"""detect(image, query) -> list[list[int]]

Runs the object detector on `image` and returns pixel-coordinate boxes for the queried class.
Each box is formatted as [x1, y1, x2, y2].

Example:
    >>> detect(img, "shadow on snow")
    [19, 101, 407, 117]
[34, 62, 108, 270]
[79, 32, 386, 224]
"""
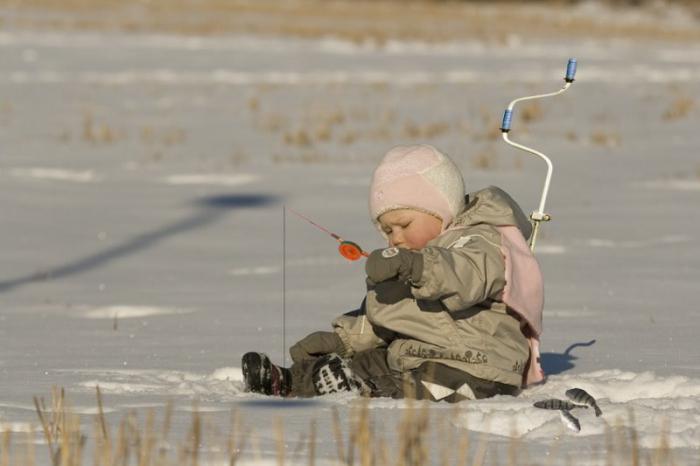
[0, 193, 279, 293]
[540, 339, 597, 376]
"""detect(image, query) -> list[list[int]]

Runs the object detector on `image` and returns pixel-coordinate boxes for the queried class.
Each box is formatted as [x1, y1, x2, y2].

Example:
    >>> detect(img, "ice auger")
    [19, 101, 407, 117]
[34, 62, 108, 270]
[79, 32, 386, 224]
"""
[500, 58, 577, 252]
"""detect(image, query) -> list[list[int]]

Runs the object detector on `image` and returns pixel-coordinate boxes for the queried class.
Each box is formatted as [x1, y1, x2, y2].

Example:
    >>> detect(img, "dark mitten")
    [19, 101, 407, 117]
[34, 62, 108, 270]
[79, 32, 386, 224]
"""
[373, 279, 413, 304]
[365, 247, 423, 285]
[289, 331, 346, 364]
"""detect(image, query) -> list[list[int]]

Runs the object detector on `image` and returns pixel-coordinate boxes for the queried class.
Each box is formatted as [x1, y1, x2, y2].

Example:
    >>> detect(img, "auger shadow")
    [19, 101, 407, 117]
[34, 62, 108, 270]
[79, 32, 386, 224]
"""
[0, 193, 279, 293]
[540, 339, 597, 376]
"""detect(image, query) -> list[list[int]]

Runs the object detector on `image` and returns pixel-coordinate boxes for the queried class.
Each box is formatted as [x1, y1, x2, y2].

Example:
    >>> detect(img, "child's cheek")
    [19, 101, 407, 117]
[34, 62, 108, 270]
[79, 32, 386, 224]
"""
[406, 232, 427, 250]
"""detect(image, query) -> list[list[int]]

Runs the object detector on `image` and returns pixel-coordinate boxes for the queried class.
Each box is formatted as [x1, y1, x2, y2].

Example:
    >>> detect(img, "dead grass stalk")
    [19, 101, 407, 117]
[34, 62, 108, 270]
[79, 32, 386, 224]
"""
[0, 386, 692, 466]
[5, 0, 700, 43]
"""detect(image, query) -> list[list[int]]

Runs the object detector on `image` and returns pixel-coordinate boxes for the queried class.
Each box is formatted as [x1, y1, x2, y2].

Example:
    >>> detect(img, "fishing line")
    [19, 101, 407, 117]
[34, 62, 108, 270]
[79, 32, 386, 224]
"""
[282, 204, 286, 367]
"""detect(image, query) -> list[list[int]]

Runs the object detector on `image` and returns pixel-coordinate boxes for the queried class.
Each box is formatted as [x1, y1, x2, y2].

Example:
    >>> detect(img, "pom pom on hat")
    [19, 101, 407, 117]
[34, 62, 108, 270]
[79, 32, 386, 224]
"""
[369, 144, 466, 230]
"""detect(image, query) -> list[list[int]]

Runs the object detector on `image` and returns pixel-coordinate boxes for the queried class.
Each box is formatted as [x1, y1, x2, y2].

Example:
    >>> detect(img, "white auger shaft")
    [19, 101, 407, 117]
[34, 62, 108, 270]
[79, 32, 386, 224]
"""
[500, 58, 577, 252]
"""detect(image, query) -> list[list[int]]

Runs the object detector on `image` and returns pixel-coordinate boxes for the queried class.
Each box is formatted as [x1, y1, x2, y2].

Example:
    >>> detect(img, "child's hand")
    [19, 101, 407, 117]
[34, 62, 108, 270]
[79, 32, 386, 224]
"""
[365, 247, 423, 285]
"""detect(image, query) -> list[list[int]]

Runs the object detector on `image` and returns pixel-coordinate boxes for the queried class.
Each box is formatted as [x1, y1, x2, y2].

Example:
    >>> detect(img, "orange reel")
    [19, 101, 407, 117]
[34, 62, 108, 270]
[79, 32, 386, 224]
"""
[338, 241, 367, 261]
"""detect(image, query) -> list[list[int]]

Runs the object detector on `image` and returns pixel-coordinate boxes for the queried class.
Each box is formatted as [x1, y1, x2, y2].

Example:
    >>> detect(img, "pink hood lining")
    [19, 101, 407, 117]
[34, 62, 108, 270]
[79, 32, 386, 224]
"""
[497, 225, 546, 387]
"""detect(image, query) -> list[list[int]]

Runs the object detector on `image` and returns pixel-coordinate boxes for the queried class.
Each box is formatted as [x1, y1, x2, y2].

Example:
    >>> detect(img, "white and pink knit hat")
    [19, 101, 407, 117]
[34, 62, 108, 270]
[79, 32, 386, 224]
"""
[369, 144, 466, 230]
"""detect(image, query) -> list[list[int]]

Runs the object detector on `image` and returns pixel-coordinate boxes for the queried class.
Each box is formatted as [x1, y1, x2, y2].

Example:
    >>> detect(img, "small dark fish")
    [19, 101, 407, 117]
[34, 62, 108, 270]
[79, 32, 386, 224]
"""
[533, 399, 588, 411]
[559, 409, 581, 432]
[565, 388, 602, 417]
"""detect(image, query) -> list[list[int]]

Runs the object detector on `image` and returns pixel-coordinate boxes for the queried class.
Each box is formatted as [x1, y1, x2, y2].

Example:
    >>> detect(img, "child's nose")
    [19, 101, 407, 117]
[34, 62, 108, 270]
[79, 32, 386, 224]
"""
[389, 230, 404, 247]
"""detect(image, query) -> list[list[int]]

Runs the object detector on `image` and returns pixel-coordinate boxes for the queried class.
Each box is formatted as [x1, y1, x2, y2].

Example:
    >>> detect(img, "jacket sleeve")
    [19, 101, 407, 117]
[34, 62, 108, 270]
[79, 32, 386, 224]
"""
[410, 233, 506, 312]
[332, 299, 389, 357]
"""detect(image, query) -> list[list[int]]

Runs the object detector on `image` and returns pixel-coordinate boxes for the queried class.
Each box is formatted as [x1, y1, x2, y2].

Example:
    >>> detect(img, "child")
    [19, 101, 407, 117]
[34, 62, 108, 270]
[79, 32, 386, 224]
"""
[242, 144, 544, 402]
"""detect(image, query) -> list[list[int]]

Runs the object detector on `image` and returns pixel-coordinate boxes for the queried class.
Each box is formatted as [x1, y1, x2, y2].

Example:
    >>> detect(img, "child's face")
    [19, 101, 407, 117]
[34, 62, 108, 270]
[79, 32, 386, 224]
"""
[378, 209, 442, 250]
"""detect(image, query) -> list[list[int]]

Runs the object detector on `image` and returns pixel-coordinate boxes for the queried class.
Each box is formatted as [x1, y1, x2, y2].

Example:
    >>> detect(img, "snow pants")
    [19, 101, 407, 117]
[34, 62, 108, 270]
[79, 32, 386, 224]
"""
[288, 331, 519, 402]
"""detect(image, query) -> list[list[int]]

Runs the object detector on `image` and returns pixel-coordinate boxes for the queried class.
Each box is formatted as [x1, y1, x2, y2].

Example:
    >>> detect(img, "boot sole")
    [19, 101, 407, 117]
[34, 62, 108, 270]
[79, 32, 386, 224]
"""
[242, 352, 272, 395]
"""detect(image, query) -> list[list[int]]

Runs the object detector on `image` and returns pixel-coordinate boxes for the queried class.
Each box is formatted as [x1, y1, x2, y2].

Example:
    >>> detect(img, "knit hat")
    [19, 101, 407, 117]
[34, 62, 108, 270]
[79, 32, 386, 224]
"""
[369, 144, 466, 230]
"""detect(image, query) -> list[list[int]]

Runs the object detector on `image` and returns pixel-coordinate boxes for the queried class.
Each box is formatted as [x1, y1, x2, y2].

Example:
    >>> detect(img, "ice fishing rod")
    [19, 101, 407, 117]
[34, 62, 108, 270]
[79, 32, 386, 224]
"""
[281, 208, 367, 364]
[500, 58, 577, 252]
[287, 207, 368, 261]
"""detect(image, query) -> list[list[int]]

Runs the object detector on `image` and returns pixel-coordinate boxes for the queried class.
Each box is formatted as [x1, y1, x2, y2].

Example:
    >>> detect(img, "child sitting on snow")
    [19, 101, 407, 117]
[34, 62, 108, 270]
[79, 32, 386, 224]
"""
[242, 144, 545, 402]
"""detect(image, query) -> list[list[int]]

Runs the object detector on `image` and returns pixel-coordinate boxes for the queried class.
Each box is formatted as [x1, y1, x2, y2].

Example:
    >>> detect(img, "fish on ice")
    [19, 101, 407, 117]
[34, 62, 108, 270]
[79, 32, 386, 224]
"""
[565, 387, 603, 417]
[559, 409, 581, 432]
[533, 398, 588, 411]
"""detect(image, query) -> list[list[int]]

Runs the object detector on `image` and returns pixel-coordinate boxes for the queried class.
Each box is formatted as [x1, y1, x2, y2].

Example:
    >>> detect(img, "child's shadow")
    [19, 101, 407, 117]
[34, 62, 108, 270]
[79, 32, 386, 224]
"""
[540, 339, 596, 375]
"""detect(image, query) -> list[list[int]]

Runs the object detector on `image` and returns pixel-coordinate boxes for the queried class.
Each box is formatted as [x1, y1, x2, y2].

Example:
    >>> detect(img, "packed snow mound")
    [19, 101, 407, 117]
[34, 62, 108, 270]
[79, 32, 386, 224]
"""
[78, 305, 194, 319]
[162, 174, 259, 187]
[73, 367, 245, 401]
[5, 167, 101, 183]
[639, 179, 700, 191]
[66, 367, 700, 449]
[452, 370, 700, 449]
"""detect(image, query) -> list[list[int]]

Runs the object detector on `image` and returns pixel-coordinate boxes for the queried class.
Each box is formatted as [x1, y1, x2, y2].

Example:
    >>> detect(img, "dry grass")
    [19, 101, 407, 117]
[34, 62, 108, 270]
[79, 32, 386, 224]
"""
[472, 147, 498, 170]
[2, 0, 700, 43]
[82, 112, 124, 144]
[272, 151, 331, 164]
[248, 96, 260, 113]
[265, 105, 354, 148]
[339, 130, 359, 145]
[323, 110, 346, 127]
[57, 111, 187, 149]
[369, 126, 392, 141]
[0, 386, 691, 466]
[380, 109, 397, 126]
[564, 130, 578, 142]
[402, 121, 451, 140]
[259, 113, 289, 133]
[283, 129, 313, 148]
[474, 108, 502, 142]
[519, 102, 545, 124]
[662, 97, 695, 121]
[590, 130, 622, 148]
[140, 126, 187, 146]
[314, 124, 333, 142]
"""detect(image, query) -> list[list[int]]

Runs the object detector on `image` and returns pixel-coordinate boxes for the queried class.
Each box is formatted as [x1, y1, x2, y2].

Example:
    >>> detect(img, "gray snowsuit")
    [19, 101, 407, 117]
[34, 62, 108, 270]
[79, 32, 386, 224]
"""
[288, 186, 545, 401]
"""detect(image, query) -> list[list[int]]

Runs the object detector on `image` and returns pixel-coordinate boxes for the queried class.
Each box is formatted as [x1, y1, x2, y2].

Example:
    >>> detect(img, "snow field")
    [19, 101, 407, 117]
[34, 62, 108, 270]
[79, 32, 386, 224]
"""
[1, 18, 700, 465]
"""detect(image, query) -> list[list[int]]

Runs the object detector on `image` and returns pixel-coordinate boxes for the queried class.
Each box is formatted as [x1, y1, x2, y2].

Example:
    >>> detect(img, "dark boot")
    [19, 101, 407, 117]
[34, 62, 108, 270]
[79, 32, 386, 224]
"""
[241, 352, 292, 396]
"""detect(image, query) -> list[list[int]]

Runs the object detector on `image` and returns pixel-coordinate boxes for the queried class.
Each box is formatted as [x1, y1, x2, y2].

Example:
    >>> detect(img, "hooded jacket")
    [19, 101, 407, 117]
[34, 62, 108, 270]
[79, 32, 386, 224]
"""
[333, 186, 545, 388]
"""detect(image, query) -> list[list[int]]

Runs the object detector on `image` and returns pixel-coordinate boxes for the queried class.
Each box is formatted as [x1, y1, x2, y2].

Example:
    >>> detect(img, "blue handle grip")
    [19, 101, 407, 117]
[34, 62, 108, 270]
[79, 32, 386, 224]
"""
[501, 109, 513, 132]
[566, 58, 577, 82]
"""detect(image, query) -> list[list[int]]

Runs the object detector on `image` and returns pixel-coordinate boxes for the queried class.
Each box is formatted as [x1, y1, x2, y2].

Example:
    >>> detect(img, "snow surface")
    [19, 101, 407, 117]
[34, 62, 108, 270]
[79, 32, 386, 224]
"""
[0, 21, 699, 465]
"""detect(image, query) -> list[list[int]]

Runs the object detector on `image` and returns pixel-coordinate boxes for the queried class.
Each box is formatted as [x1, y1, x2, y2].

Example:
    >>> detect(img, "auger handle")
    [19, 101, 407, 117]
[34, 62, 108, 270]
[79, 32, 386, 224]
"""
[565, 58, 577, 83]
[500, 109, 513, 133]
[499, 58, 578, 252]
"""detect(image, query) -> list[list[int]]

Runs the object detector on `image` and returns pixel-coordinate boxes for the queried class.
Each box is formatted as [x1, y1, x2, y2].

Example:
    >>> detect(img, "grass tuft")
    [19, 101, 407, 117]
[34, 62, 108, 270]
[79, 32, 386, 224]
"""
[662, 97, 695, 121]
[472, 146, 498, 170]
[590, 130, 622, 148]
[4, 0, 700, 43]
[519, 101, 545, 124]
[565, 130, 578, 142]
[0, 387, 690, 466]
[283, 129, 313, 147]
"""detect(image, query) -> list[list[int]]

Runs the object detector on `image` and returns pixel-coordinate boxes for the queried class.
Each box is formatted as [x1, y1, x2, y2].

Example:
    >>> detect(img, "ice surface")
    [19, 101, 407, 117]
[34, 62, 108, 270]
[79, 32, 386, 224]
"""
[1, 22, 699, 465]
